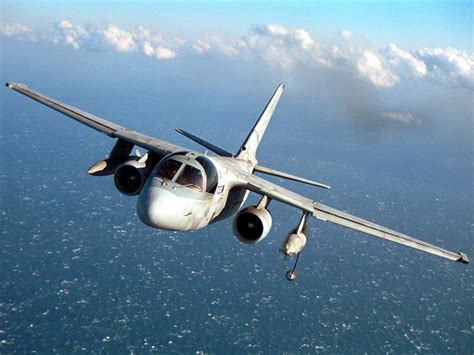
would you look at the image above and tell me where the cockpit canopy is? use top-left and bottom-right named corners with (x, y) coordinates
top-left (155, 152), bottom-right (218, 193)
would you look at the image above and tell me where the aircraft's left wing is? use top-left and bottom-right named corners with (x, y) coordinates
top-left (6, 82), bottom-right (186, 156)
top-left (246, 174), bottom-right (469, 264)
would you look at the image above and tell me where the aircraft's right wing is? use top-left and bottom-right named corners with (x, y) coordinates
top-left (6, 82), bottom-right (186, 156)
top-left (246, 173), bottom-right (469, 264)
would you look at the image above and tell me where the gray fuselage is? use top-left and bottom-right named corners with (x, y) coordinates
top-left (137, 151), bottom-right (251, 231)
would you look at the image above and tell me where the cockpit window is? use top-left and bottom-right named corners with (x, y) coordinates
top-left (175, 165), bottom-right (204, 192)
top-left (156, 159), bottom-right (182, 180)
top-left (196, 156), bottom-right (218, 193)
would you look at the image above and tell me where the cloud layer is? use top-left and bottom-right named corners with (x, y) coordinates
top-left (2, 20), bottom-right (472, 91)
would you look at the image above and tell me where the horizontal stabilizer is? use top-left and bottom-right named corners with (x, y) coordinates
top-left (254, 165), bottom-right (331, 189)
top-left (175, 128), bottom-right (233, 157)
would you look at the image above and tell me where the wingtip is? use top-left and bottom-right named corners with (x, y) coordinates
top-left (458, 252), bottom-right (469, 264)
top-left (315, 182), bottom-right (331, 190)
top-left (6, 82), bottom-right (27, 89)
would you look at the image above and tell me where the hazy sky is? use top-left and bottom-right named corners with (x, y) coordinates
top-left (1, 0), bottom-right (472, 164)
top-left (2, 1), bottom-right (472, 50)
top-left (1, 3), bottom-right (472, 87)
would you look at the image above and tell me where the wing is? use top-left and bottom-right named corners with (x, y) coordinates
top-left (6, 82), bottom-right (186, 156)
top-left (245, 174), bottom-right (469, 264)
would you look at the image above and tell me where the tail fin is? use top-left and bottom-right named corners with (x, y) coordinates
top-left (237, 83), bottom-right (285, 163)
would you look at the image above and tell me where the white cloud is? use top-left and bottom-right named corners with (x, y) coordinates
top-left (50, 22), bottom-right (137, 52)
top-left (357, 51), bottom-right (399, 87)
top-left (143, 42), bottom-right (176, 59)
top-left (0, 22), bottom-right (32, 37)
top-left (46, 21), bottom-right (181, 58)
top-left (266, 24), bottom-right (289, 36)
top-left (384, 43), bottom-right (427, 78)
top-left (155, 46), bottom-right (176, 59)
top-left (143, 42), bottom-right (154, 57)
top-left (1, 20), bottom-right (472, 91)
top-left (133, 26), bottom-right (152, 40)
top-left (416, 47), bottom-right (473, 89)
top-left (340, 29), bottom-right (352, 39)
top-left (250, 25), bottom-right (316, 51)
top-left (293, 29), bottom-right (315, 50)
top-left (101, 25), bottom-right (136, 52)
top-left (52, 20), bottom-right (87, 50)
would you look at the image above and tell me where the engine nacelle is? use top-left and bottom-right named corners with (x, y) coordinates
top-left (114, 159), bottom-right (147, 196)
top-left (88, 157), bottom-right (132, 176)
top-left (232, 206), bottom-right (272, 244)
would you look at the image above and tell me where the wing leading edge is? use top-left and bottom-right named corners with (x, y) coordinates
top-left (6, 82), bottom-right (186, 156)
top-left (246, 174), bottom-right (469, 264)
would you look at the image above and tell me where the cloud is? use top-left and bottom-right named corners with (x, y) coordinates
top-left (241, 24), bottom-right (318, 67)
top-left (1, 21), bottom-right (472, 90)
top-left (101, 25), bottom-right (136, 52)
top-left (383, 43), bottom-right (427, 79)
top-left (357, 51), bottom-right (399, 87)
top-left (0, 22), bottom-right (32, 38)
top-left (51, 20), bottom-right (87, 50)
top-left (211, 24), bottom-right (351, 72)
top-left (44, 21), bottom-right (178, 60)
top-left (50, 21), bottom-right (137, 52)
top-left (416, 47), bottom-right (473, 89)
top-left (339, 29), bottom-right (352, 39)
top-left (143, 42), bottom-right (176, 59)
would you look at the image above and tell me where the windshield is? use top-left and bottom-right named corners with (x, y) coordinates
top-left (175, 165), bottom-right (204, 192)
top-left (156, 159), bottom-right (182, 180)
top-left (196, 156), bottom-right (218, 193)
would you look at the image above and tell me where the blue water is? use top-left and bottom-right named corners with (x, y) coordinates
top-left (1, 39), bottom-right (472, 353)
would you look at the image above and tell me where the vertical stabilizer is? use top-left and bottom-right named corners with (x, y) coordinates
top-left (237, 83), bottom-right (285, 164)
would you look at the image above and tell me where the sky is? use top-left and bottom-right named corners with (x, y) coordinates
top-left (1, 1), bottom-right (472, 92)
top-left (3, 0), bottom-right (472, 147)
top-left (0, 1), bottom-right (473, 352)
top-left (2, 1), bottom-right (472, 50)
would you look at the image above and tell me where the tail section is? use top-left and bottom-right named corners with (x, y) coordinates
top-left (237, 83), bottom-right (285, 164)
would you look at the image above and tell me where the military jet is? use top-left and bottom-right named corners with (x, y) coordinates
top-left (6, 82), bottom-right (469, 280)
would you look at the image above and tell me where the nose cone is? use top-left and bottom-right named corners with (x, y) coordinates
top-left (137, 186), bottom-right (193, 230)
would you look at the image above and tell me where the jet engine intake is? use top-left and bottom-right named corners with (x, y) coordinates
top-left (233, 206), bottom-right (272, 244)
top-left (114, 159), bottom-right (147, 196)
